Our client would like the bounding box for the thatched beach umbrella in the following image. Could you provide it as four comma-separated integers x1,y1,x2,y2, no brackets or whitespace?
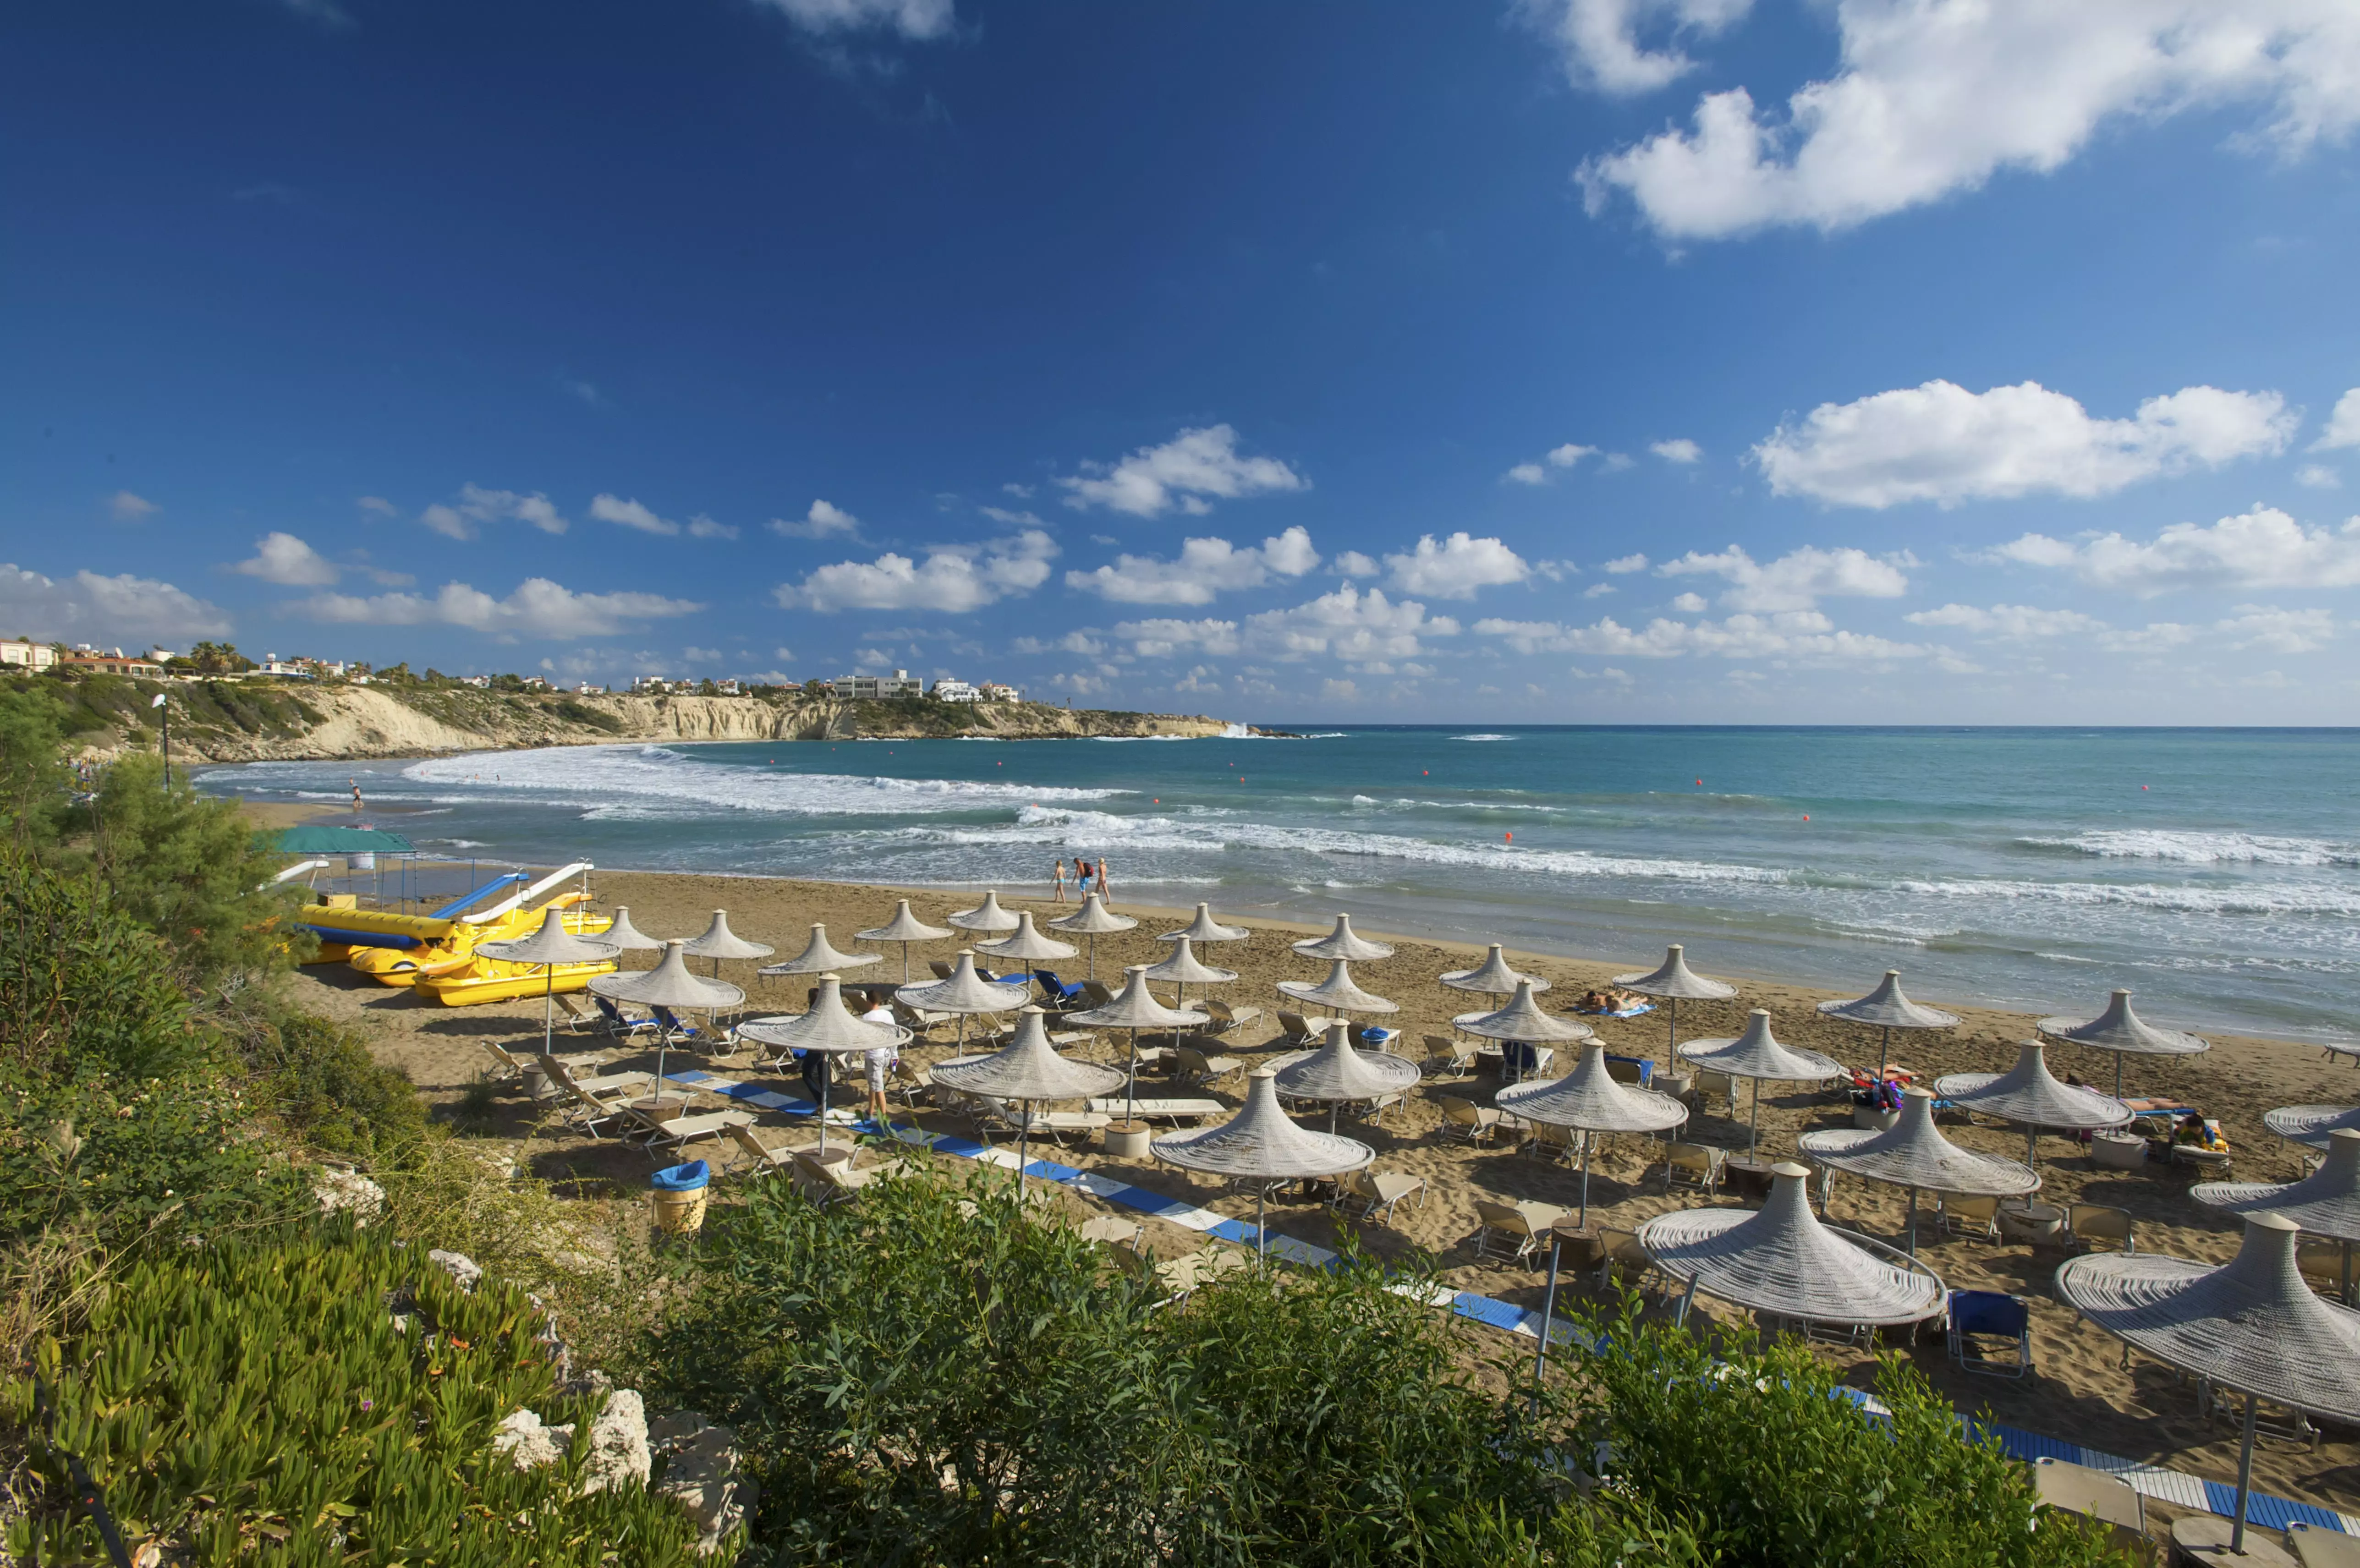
1144,936,1236,1011
737,974,911,1156
1498,1040,1686,1227
476,907,621,1057
591,939,744,1096
1292,913,1394,963
1677,1010,1844,1155
1049,892,1137,981
948,889,1021,935
1069,964,1207,1124
1277,958,1398,1025
603,906,666,970
1798,1087,2039,1255
2057,1213,2360,1557
897,949,1031,1051
1160,903,1249,947
1454,979,1594,1081
2266,1104,2360,1150
683,910,774,980
1153,1069,1373,1257
1641,1163,1946,1331
1441,943,1548,1000
931,1007,1123,1188
2039,988,2209,1101
1272,1022,1421,1133
857,899,953,981
1933,1041,2132,1168
760,924,882,978
1616,944,1736,1066
978,911,1079,1003
2198,1128,2360,1304
1816,970,1957,1081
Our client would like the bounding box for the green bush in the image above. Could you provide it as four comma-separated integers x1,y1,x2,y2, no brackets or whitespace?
234,1005,428,1162
3,1223,710,1564
551,698,624,734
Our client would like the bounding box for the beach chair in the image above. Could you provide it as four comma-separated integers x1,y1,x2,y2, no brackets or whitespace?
1945,1290,2031,1377
891,999,956,1039
1935,1192,2001,1239
1690,1069,1737,1114
790,1148,877,1208
1604,1058,1646,1086
980,1096,1111,1147
1201,997,1260,1035
2298,1239,2352,1299
1659,1141,1723,1194
887,1057,933,1110
539,1056,655,1138
1153,1245,1250,1303
928,959,956,981
1596,1228,1660,1293
723,1121,806,1179
1086,1096,1224,1124
1473,1199,1567,1264
1331,1168,1427,1224
651,1005,712,1044
1031,969,1086,1009
1521,1120,1581,1167
1173,1046,1243,1088
1276,1010,1323,1047
1080,980,1117,1010
554,993,598,1034
2292,1524,2360,1568
593,995,659,1038
2066,1203,2135,1254
479,1039,610,1083
625,1101,756,1157
1421,1035,1479,1079
2031,1458,2148,1563
2169,1140,2233,1177
1435,1096,1504,1145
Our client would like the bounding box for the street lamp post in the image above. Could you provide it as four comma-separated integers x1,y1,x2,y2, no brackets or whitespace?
149,692,169,788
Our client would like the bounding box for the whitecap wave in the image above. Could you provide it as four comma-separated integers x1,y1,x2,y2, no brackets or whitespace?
2021,829,2360,867
1452,733,1512,741
1898,876,2360,918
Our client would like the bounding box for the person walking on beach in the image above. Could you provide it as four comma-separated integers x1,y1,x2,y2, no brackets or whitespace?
1053,858,1069,903
1096,855,1112,902
350,778,364,810
861,998,900,1124
1076,858,1094,899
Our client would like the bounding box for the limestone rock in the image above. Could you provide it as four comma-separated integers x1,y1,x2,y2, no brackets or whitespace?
651,1411,755,1555
313,1167,384,1222
490,1409,575,1471
428,1249,483,1292
576,1387,651,1494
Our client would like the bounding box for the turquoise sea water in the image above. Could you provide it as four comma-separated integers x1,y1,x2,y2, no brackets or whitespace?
199,726,2360,1044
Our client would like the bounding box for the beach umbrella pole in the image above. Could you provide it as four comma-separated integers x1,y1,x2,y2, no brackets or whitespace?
2113,1053,2124,1101
543,963,556,1056
1878,1025,1890,1081
1125,1028,1139,1124
818,1068,831,1157
1578,1134,1592,1228
1749,1080,1762,1154
1532,1234,1563,1405
2344,1242,2353,1308
1674,1272,1700,1329
1905,1187,1918,1259
1257,1186,1267,1261
1664,1000,1676,1070
2232,1394,2258,1553
1016,1100,1029,1193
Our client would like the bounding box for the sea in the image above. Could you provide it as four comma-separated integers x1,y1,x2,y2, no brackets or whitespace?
198,725,2360,1046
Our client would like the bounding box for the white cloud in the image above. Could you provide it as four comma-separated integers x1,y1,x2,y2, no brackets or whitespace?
590,493,679,536
2298,465,2343,489
1241,586,1460,662
1657,543,1909,611
1333,551,1380,578
231,532,340,587
2220,604,2336,654
1014,630,1108,657
1578,2,2360,242
1066,526,1319,605
1756,381,2295,508
683,645,724,664
1667,591,1708,613
1384,533,1531,599
0,563,232,642
770,499,862,540
1521,0,1753,94
687,514,740,540
1603,553,1649,573
1984,505,2360,596
1059,424,1306,517
301,578,703,639
1049,671,1109,696
108,490,159,522
981,506,1044,527
1504,463,1548,486
1114,618,1241,659
749,0,954,38
1651,437,1702,464
1320,678,1360,703
421,484,569,541
357,496,396,517
1904,602,2104,638
778,529,1057,613
1476,609,1928,663
1582,581,1617,598
1549,443,1600,468
2316,390,2360,451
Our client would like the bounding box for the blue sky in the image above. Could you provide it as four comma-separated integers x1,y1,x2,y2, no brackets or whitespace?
6,0,2360,723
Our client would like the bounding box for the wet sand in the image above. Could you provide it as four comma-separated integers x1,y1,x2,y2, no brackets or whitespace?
287,866,2360,1517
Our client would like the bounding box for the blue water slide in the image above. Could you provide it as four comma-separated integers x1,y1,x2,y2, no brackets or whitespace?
431,872,530,919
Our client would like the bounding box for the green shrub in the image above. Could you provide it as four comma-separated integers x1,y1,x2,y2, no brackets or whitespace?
551,698,624,733
3,1223,710,1564
234,1005,428,1162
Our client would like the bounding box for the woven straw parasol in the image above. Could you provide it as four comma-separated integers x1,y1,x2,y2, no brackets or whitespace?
930,1007,1124,1186
2197,1128,2360,1303
1498,1041,1688,1226
1616,944,1736,1064
1048,892,1137,980
1816,970,1957,1080
977,911,1079,1002
1271,1022,1421,1133
897,950,1031,1051
1161,903,1249,946
760,923,882,977
1277,958,1398,1021
1678,1010,1845,1154
603,906,666,970
738,974,911,1154
1798,1087,2038,1255
591,939,745,1094
1641,1163,1947,1330
1292,913,1394,963
857,899,954,981
948,889,1021,935
2057,1213,2360,1555
2265,1105,2360,1150
683,910,774,977
1441,943,1548,998
1933,1041,2132,1167
2039,988,2210,1100
476,907,621,1057
1144,936,1237,1010
1453,980,1595,1045
1069,964,1207,1124
1153,1068,1374,1256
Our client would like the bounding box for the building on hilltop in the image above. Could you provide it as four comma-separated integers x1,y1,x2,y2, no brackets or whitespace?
828,669,922,699
631,675,675,694
0,639,57,671
933,678,981,703
66,649,166,677
713,677,741,696
977,681,1021,702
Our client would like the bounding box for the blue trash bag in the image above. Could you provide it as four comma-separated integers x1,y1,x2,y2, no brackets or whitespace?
650,1160,711,1192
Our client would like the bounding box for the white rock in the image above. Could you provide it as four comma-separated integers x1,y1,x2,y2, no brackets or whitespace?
490,1409,574,1471
313,1167,385,1222
428,1249,483,1292
576,1388,651,1494
655,1423,751,1555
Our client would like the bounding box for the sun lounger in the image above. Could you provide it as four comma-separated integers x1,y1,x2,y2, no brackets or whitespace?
554,993,598,1033
1275,1010,1327,1047
480,1039,611,1082
1202,998,1260,1035
790,1148,878,1208
2066,1203,2134,1254
1521,1120,1581,1166
1436,1096,1504,1144
1086,1097,1224,1123
1473,1199,1569,1264
1935,1192,2001,1239
2031,1456,2147,1557
1172,1046,1243,1087
1689,1068,1737,1113
970,1095,1110,1146
1946,1290,2031,1377
1032,969,1086,1008
1154,1245,1250,1299
724,1121,812,1178
1332,1168,1427,1224
1421,1035,1479,1079
928,959,956,981
1080,980,1117,1010
1595,1227,1660,1292
593,995,659,1038
1659,1141,1723,1194
539,1056,654,1137
2291,1524,2360,1568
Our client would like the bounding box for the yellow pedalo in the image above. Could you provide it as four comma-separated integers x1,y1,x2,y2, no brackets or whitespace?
416,901,619,1006
349,894,612,987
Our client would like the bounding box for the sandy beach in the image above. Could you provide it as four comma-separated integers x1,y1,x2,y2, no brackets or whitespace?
286,864,2360,1516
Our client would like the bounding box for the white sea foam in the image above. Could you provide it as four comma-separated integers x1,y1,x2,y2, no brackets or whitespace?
1897,876,2360,918
2023,829,2360,867
1452,733,1512,741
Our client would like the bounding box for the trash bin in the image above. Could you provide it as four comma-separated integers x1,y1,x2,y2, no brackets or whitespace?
649,1160,711,1234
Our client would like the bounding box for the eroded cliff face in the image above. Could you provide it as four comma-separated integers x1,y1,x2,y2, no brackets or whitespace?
135,686,1226,762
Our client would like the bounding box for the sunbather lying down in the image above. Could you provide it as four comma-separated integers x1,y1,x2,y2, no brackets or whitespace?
1573,987,1645,1013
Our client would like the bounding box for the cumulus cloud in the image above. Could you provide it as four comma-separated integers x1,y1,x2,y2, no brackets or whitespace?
590,494,679,536
778,529,1058,613
1059,424,1306,517
1983,505,2360,597
1903,602,2104,638
1603,553,1649,573
1651,438,1703,464
1657,544,1908,612
108,491,159,522
1504,463,1548,486
749,0,954,38
1578,2,2360,242
1505,443,1602,484
770,499,862,540
301,578,703,638
357,496,397,517
421,484,568,541
1667,592,1707,613
2316,390,2360,452
231,532,340,587
1521,0,1753,94
1334,551,1380,578
1113,586,1460,663
1114,618,1241,659
1476,609,1927,663
1756,381,2295,508
1066,526,1319,605
2299,465,2343,489
1384,533,1531,599
687,514,739,540
0,564,232,643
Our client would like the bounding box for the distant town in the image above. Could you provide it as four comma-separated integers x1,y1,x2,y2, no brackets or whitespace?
0,637,1023,705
